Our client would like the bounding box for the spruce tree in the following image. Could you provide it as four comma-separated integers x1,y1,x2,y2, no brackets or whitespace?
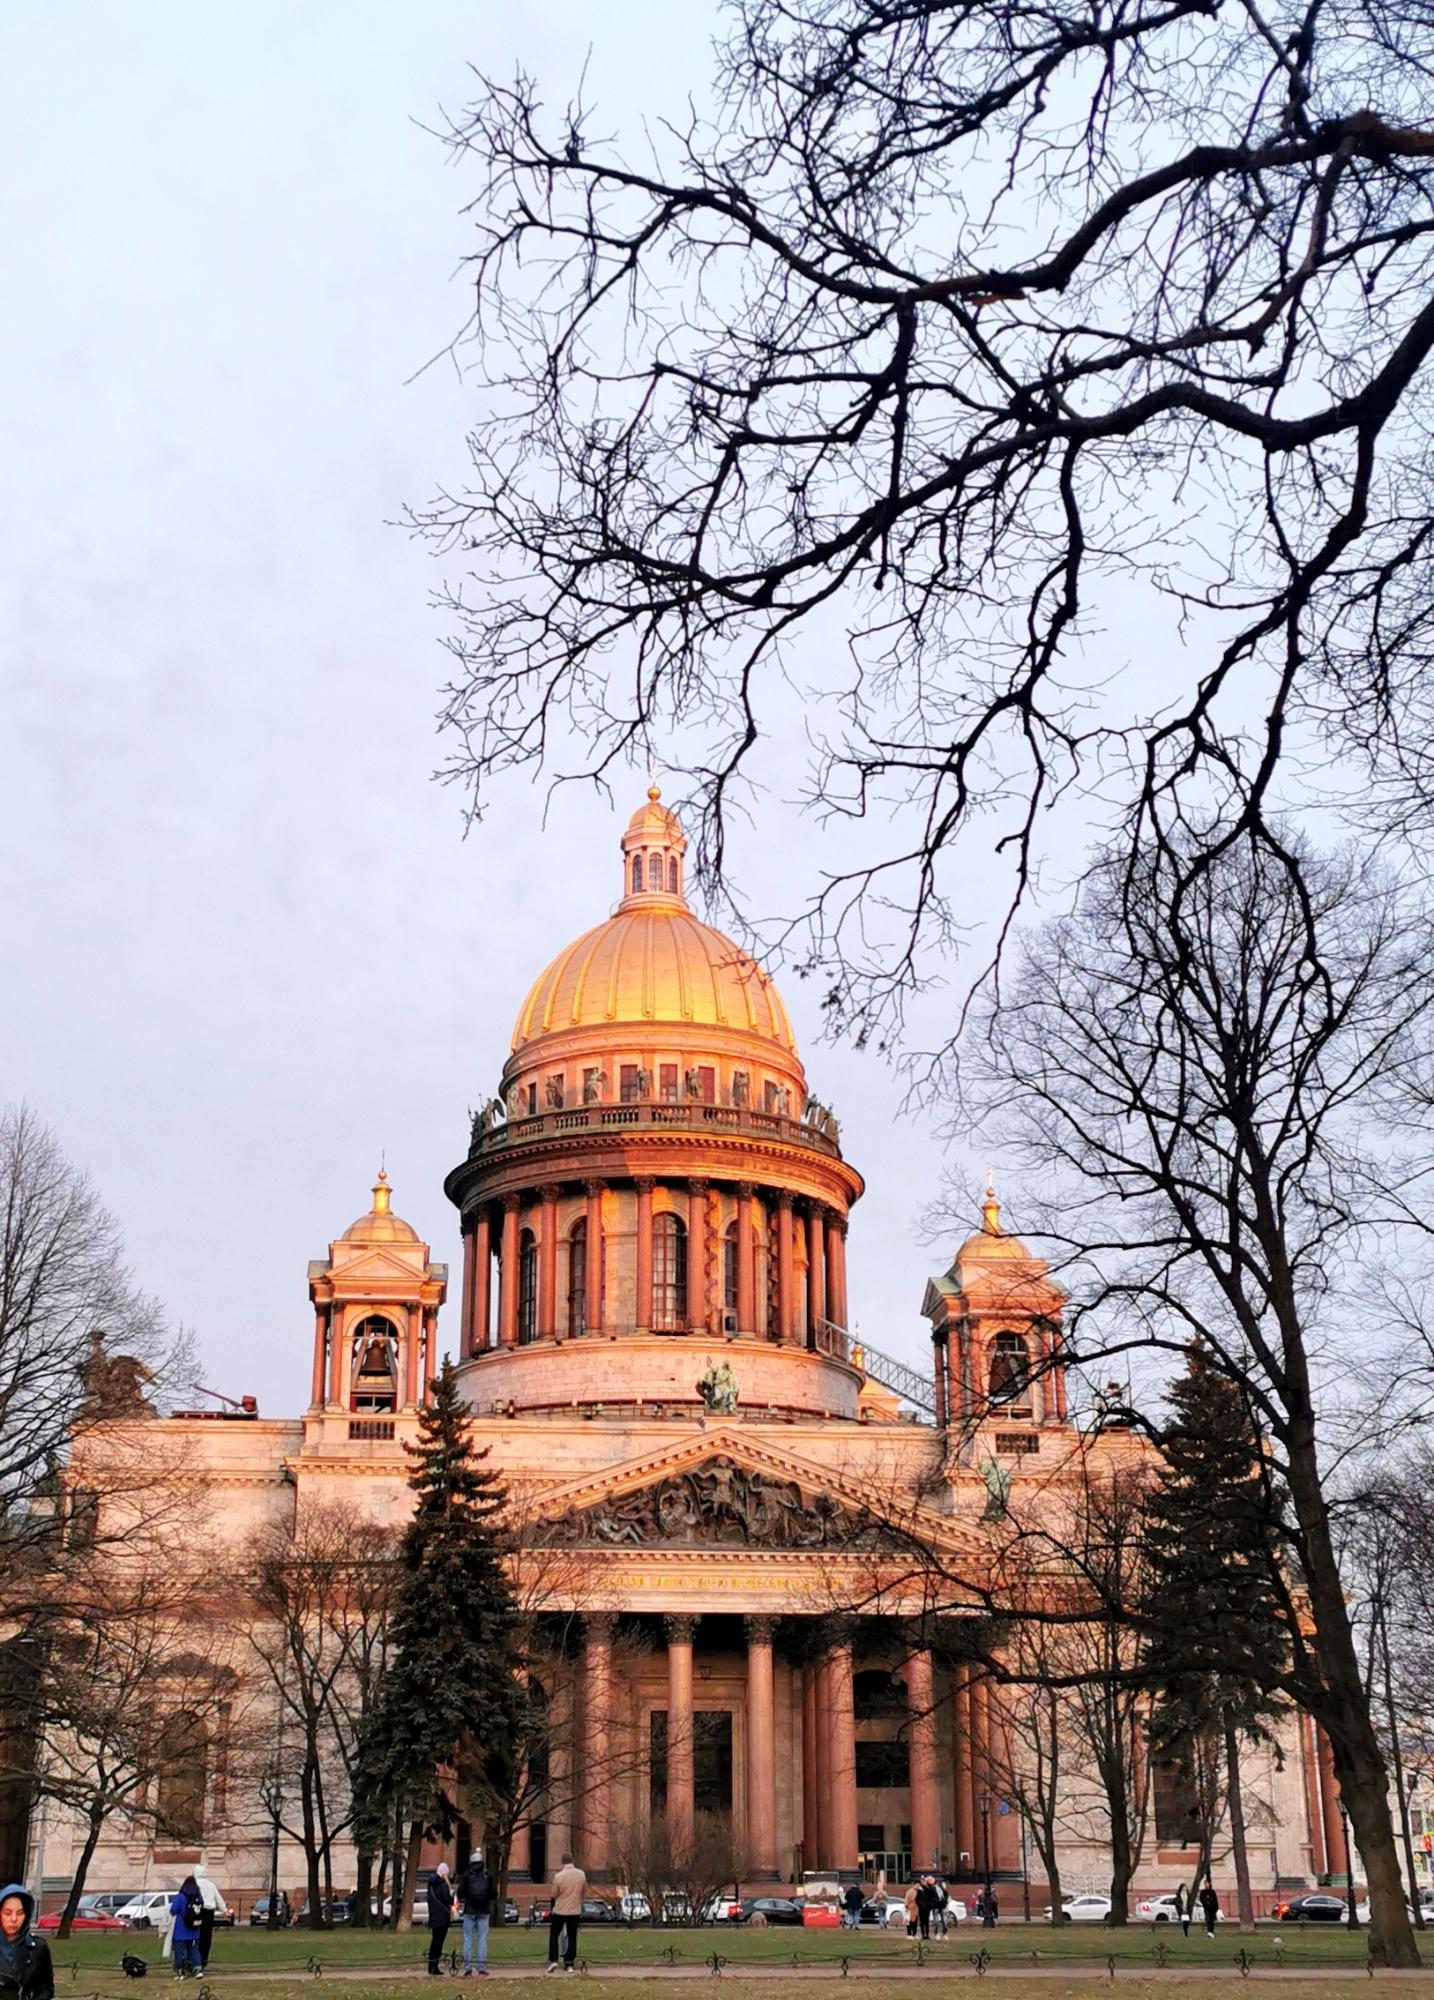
353,1359,524,1927
1143,1344,1289,1931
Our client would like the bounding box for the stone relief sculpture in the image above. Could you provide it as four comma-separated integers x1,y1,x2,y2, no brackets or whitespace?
541,1456,895,1550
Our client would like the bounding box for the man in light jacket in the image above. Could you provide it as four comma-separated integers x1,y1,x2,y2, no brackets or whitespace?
546,1853,587,1974
194,1874,227,1973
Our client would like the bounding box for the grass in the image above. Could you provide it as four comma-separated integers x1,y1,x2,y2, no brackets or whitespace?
43,1915,1404,1994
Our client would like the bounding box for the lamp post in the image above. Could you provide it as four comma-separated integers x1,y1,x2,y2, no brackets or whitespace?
1338,1798,1361,1931
979,1791,993,1925
260,1766,285,1930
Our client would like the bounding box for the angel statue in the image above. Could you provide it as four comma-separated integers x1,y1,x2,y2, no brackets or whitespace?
696,1361,739,1414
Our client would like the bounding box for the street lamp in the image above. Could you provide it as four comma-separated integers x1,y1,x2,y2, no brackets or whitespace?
261,1771,285,1930
978,1792,993,1925
1338,1798,1361,1932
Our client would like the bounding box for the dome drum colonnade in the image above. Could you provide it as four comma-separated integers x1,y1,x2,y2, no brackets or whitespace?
444,792,863,1418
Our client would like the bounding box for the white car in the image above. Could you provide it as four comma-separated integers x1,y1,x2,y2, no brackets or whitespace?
1136,1894,1224,1924
1044,1894,1112,1923
114,1892,172,1929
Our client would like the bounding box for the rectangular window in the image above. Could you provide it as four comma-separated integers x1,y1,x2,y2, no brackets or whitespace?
525,1081,538,1115
620,1064,642,1103
855,1739,909,1788
1152,1756,1201,1844
660,1063,679,1102
858,1824,885,1853
650,1711,668,1813
694,1711,733,1813
995,1432,1039,1455
696,1066,716,1105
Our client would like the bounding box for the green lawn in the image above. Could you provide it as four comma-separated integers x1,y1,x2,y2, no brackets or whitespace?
44,1915,1400,1986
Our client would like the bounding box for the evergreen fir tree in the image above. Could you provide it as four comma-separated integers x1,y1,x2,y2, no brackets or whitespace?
1143,1344,1289,1930
352,1359,525,1920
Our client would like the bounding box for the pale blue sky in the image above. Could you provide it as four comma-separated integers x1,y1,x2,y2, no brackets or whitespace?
0,2,1002,1412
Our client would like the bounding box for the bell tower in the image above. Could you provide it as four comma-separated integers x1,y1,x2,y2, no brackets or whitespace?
920,1177,1067,1435
307,1171,448,1418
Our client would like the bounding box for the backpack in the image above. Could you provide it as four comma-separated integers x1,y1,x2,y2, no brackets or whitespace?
186,1894,204,1930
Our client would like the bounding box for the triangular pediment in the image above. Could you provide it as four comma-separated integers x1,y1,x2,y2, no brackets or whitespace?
519,1425,986,1560
329,1246,428,1284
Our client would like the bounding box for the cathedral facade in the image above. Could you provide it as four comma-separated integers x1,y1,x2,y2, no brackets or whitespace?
40,794,1347,1913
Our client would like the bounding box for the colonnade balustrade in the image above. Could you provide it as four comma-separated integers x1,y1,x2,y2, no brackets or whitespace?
460,1180,850,1354
552,1612,993,1884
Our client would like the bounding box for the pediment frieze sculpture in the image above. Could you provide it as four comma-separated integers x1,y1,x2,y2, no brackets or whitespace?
536,1455,903,1551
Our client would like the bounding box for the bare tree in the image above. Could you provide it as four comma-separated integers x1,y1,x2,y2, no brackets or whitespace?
968,829,1434,1962
408,1,1434,1029
244,1503,398,1931
30,1562,244,1938
0,1104,182,1529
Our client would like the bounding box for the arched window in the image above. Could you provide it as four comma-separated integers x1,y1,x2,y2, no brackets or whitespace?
647,852,663,891
668,856,679,894
652,1212,688,1330
157,1713,208,1844
567,1218,588,1337
632,856,643,894
351,1315,398,1412
723,1220,739,1313
988,1330,1030,1403
518,1229,538,1345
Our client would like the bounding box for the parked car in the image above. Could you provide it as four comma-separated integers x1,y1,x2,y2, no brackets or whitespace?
1277,1894,1349,1922
36,1911,129,1933
247,1894,292,1926
1044,1895,1112,1924
78,1894,143,1921
503,1899,520,1925
114,1893,172,1930
733,1896,805,1925
861,1897,909,1928
1354,1899,1417,1925
582,1898,620,1924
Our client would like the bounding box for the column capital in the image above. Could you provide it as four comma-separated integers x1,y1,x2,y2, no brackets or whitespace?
736,1182,757,1200
634,1175,656,1195
664,1613,698,1644
686,1177,708,1196
584,1611,617,1643
501,1191,522,1213
584,1178,605,1197
744,1615,777,1645
775,1189,795,1211
537,1182,563,1204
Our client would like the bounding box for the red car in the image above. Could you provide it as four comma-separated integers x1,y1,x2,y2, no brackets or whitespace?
36,1911,130,1932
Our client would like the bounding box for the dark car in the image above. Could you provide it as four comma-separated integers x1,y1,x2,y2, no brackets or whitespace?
248,1895,292,1927
1277,1895,1348,1923
582,1899,619,1924
734,1897,804,1926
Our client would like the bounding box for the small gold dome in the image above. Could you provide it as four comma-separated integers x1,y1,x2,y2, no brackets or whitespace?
955,1178,1031,1264
512,790,796,1053
341,1169,420,1243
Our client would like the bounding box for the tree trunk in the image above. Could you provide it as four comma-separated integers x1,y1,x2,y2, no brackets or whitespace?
300,1768,325,1927
1107,1774,1133,1925
57,1804,107,1940
1224,1725,1254,1932
1284,1414,1417,1965
352,1848,373,1929
395,1817,423,1933
1379,1607,1425,1930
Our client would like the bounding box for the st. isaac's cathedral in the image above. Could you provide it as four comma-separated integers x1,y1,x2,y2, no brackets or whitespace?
45,793,1345,1912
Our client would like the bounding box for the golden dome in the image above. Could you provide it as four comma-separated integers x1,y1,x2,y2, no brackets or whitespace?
955,1175,1030,1263
341,1169,420,1243
511,789,796,1053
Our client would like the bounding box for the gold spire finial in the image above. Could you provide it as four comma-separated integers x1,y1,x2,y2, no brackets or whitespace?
647,780,661,803
373,1167,390,1216
981,1169,1000,1235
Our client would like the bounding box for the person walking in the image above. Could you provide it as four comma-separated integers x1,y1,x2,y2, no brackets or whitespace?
457,1851,494,1977
194,1872,226,1974
1199,1881,1219,1936
426,1863,455,1977
842,1883,863,1931
903,1883,919,1937
168,1878,203,1981
0,1885,54,2000
1173,1885,1189,1937
547,1852,587,1974
934,1881,949,1939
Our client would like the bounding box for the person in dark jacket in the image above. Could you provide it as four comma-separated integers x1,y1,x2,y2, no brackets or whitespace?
0,1885,54,2000
914,1879,937,1941
1199,1882,1219,1936
426,1864,455,1977
841,1883,863,1931
457,1853,493,1977
168,1879,203,1980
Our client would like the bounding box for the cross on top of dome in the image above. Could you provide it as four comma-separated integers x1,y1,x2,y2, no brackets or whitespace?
619,782,688,907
